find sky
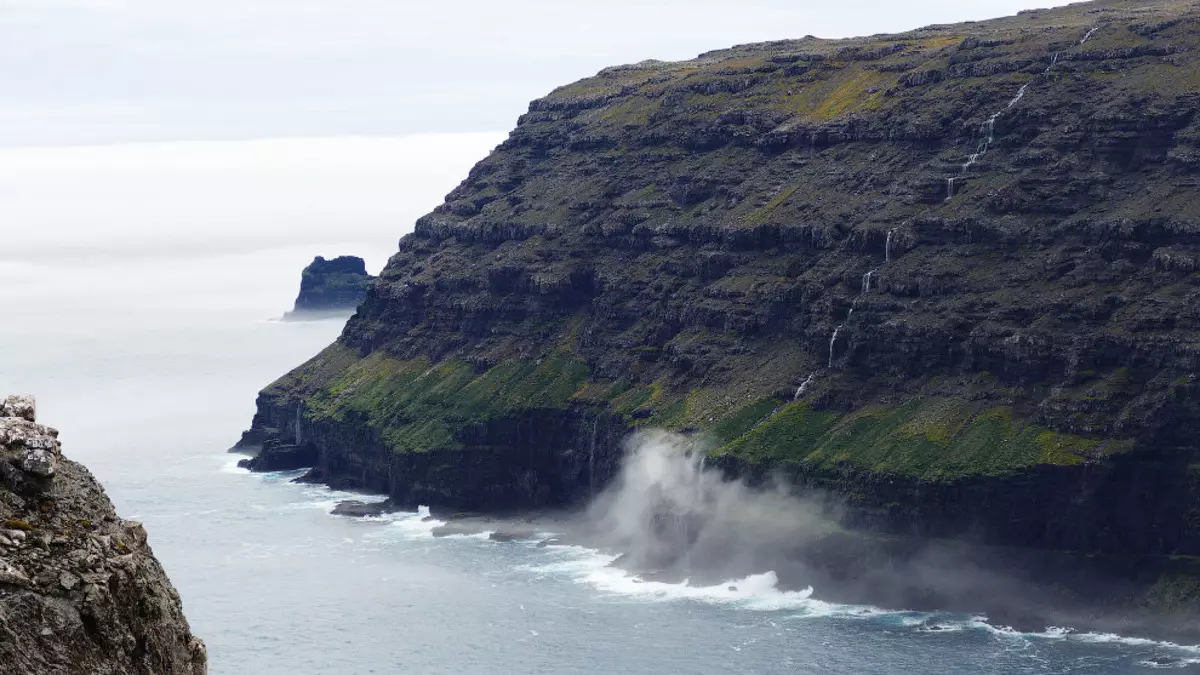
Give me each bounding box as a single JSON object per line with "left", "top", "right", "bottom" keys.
{"left": 0, "top": 0, "right": 1082, "bottom": 146}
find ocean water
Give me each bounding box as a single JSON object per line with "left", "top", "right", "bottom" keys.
{"left": 2, "top": 137, "right": 1199, "bottom": 674}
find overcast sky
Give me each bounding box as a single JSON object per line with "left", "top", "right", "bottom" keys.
{"left": 0, "top": 0, "right": 1082, "bottom": 146}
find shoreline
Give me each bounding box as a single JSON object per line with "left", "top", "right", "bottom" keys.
{"left": 229, "top": 445, "right": 1200, "bottom": 647}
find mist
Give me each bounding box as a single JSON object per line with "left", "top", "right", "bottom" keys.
{"left": 565, "top": 429, "right": 1200, "bottom": 639}
{"left": 582, "top": 430, "right": 838, "bottom": 584}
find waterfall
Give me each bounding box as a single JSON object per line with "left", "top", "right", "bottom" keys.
{"left": 944, "top": 48, "right": 1070, "bottom": 202}
{"left": 1080, "top": 27, "right": 1099, "bottom": 44}
{"left": 946, "top": 74, "right": 1038, "bottom": 201}
{"left": 589, "top": 417, "right": 600, "bottom": 498}
{"left": 885, "top": 231, "right": 894, "bottom": 263}
{"left": 794, "top": 373, "right": 816, "bottom": 400}
{"left": 862, "top": 269, "right": 877, "bottom": 294}
{"left": 828, "top": 325, "right": 843, "bottom": 368}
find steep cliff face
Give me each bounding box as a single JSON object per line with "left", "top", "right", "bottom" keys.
{"left": 1, "top": 396, "right": 206, "bottom": 675}
{"left": 286, "top": 255, "right": 375, "bottom": 317}
{"left": 244, "top": 0, "right": 1200, "bottom": 566}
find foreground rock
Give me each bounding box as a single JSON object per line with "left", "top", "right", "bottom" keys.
{"left": 284, "top": 255, "right": 375, "bottom": 319}
{"left": 0, "top": 395, "right": 206, "bottom": 675}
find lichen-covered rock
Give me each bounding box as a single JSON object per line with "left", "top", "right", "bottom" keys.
{"left": 1, "top": 396, "right": 206, "bottom": 675}
{"left": 1, "top": 394, "right": 35, "bottom": 422}
{"left": 285, "top": 255, "right": 376, "bottom": 317}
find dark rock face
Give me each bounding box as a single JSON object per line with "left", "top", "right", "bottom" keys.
{"left": 286, "top": 255, "right": 375, "bottom": 316}
{"left": 0, "top": 396, "right": 207, "bottom": 675}
{"left": 241, "top": 0, "right": 1200, "bottom": 624}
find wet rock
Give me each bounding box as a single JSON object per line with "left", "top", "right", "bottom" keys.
{"left": 431, "top": 522, "right": 489, "bottom": 538}
{"left": 331, "top": 500, "right": 395, "bottom": 518}
{"left": 489, "top": 529, "right": 537, "bottom": 543}
{"left": 238, "top": 442, "right": 316, "bottom": 472}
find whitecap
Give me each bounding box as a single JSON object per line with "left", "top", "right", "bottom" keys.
{"left": 523, "top": 544, "right": 881, "bottom": 613}
{"left": 1072, "top": 632, "right": 1200, "bottom": 654}
{"left": 386, "top": 505, "right": 445, "bottom": 540}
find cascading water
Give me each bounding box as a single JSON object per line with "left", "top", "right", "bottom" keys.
{"left": 1080, "top": 26, "right": 1099, "bottom": 44}
{"left": 885, "top": 231, "right": 894, "bottom": 263}
{"left": 946, "top": 83, "right": 1030, "bottom": 200}
{"left": 827, "top": 326, "right": 842, "bottom": 369}
{"left": 946, "top": 51, "right": 1063, "bottom": 201}
{"left": 589, "top": 417, "right": 600, "bottom": 498}
{"left": 294, "top": 407, "right": 303, "bottom": 445}
{"left": 829, "top": 256, "right": 885, "bottom": 370}
{"left": 793, "top": 373, "right": 816, "bottom": 400}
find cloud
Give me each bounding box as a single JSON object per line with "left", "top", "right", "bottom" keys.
{"left": 0, "top": 0, "right": 1078, "bottom": 145}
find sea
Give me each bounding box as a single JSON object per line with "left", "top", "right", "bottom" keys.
{"left": 1, "top": 135, "right": 1198, "bottom": 674}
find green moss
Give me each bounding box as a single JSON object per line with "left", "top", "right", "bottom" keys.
{"left": 295, "top": 343, "right": 591, "bottom": 454}
{"left": 652, "top": 397, "right": 689, "bottom": 427}
{"left": 743, "top": 185, "right": 802, "bottom": 226}
{"left": 715, "top": 397, "right": 1112, "bottom": 481}
{"left": 4, "top": 519, "right": 32, "bottom": 531}
{"left": 712, "top": 398, "right": 783, "bottom": 444}
{"left": 1145, "top": 571, "right": 1200, "bottom": 612}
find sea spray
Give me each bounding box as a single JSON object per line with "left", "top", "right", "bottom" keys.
{"left": 584, "top": 430, "right": 834, "bottom": 581}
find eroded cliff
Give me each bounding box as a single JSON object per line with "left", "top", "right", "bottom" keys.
{"left": 1, "top": 395, "right": 206, "bottom": 675}
{"left": 243, "top": 0, "right": 1200, "bottom": 600}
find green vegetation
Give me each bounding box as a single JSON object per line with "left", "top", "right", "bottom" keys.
{"left": 714, "top": 397, "right": 1117, "bottom": 481}
{"left": 277, "top": 344, "right": 590, "bottom": 453}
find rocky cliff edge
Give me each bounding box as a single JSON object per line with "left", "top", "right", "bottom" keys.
{"left": 1, "top": 395, "right": 206, "bottom": 675}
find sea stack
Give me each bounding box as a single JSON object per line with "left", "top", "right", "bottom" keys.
{"left": 286, "top": 255, "right": 375, "bottom": 318}
{"left": 0, "top": 395, "right": 207, "bottom": 674}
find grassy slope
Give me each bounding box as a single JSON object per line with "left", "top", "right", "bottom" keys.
{"left": 267, "top": 337, "right": 1126, "bottom": 481}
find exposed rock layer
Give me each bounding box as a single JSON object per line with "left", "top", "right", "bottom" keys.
{"left": 242, "top": 0, "right": 1200, "bottom": 625}
{"left": 286, "top": 255, "right": 375, "bottom": 317}
{"left": 1, "top": 395, "right": 206, "bottom": 675}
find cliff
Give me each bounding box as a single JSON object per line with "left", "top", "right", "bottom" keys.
{"left": 285, "top": 255, "right": 375, "bottom": 317}
{"left": 242, "top": 0, "right": 1200, "bottom": 616}
{"left": 1, "top": 396, "right": 206, "bottom": 675}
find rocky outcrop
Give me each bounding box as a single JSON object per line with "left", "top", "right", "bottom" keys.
{"left": 241, "top": 0, "right": 1200, "bottom": 621}
{"left": 285, "top": 255, "right": 375, "bottom": 317}
{"left": 1, "top": 395, "right": 206, "bottom": 675}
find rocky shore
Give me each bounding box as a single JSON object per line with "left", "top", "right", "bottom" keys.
{"left": 1, "top": 395, "right": 206, "bottom": 675}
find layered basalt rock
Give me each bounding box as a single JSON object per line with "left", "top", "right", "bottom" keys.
{"left": 285, "top": 255, "right": 375, "bottom": 317}
{"left": 1, "top": 395, "right": 206, "bottom": 675}
{"left": 241, "top": 0, "right": 1200, "bottom": 618}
